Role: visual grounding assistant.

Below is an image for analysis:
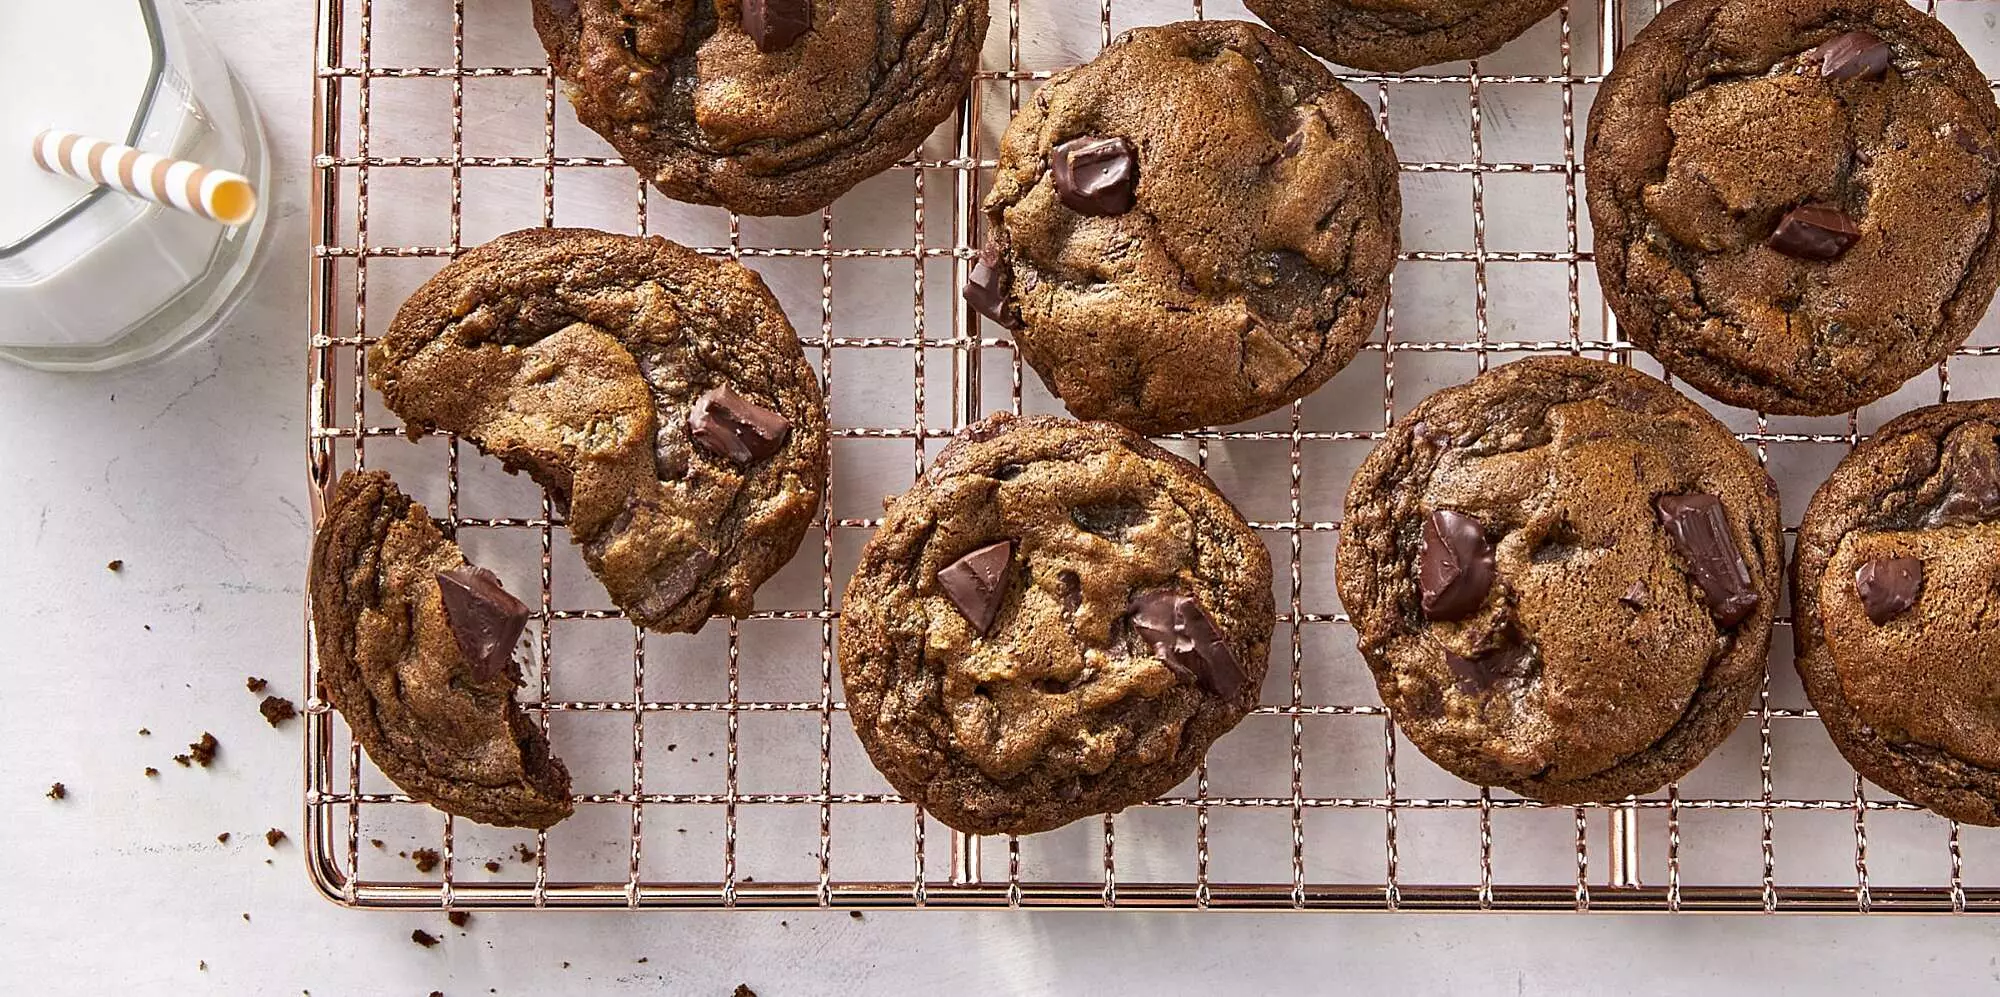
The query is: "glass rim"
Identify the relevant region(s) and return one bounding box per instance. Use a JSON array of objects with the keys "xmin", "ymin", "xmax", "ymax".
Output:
[{"xmin": 0, "ymin": 0, "xmax": 168, "ymax": 260}]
